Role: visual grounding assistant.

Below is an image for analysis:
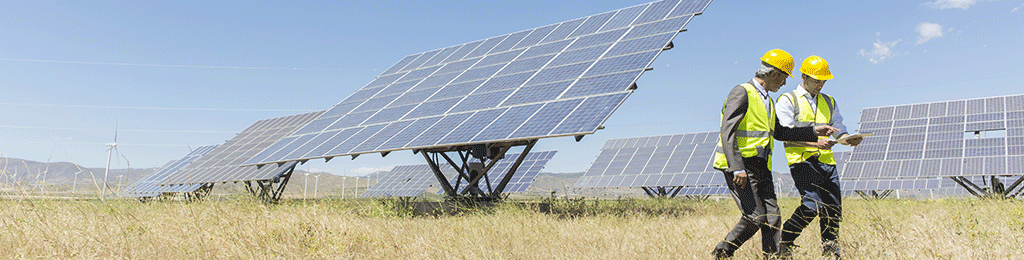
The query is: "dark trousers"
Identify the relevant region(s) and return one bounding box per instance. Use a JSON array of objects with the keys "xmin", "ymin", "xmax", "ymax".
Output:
[
  {"xmin": 715, "ymin": 157, "xmax": 780, "ymax": 256},
  {"xmin": 781, "ymin": 156, "xmax": 842, "ymax": 244}
]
